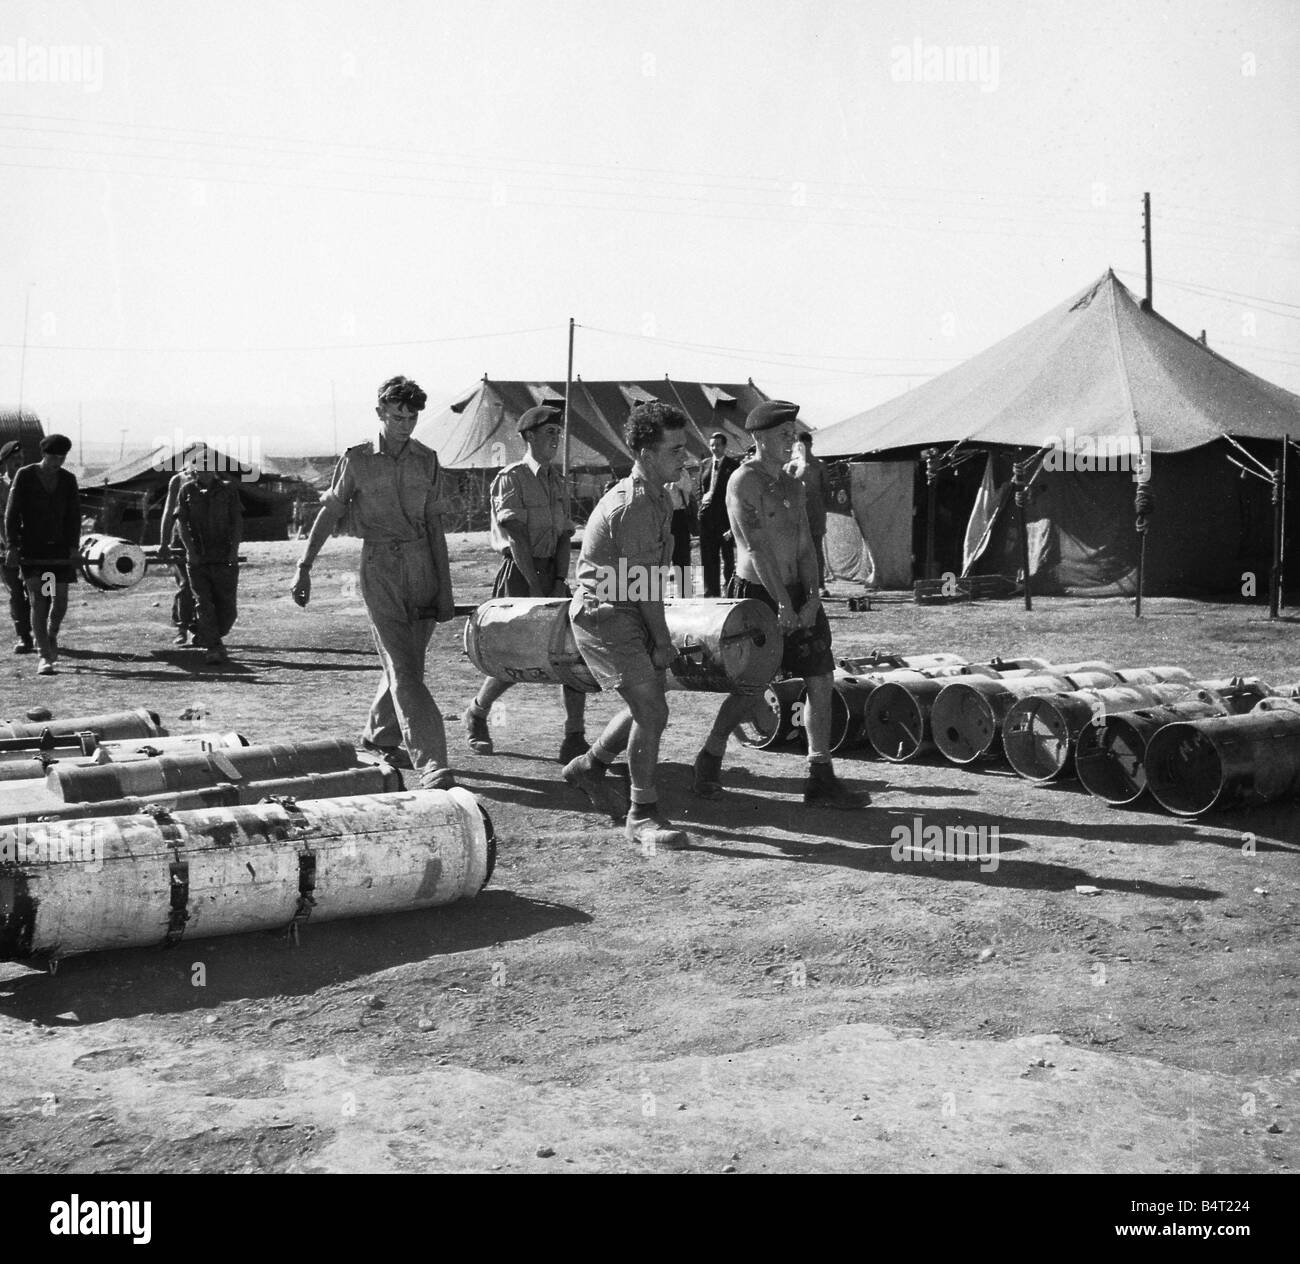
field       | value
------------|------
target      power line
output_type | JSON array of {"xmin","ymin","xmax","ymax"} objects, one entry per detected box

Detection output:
[
  {"xmin": 0, "ymin": 324, "xmax": 560, "ymax": 354},
  {"xmin": 1116, "ymin": 269, "xmax": 1300, "ymax": 319}
]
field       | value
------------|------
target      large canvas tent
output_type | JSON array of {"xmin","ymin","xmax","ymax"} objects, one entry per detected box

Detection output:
[
  {"xmin": 416, "ymin": 377, "xmax": 773, "ymax": 529},
  {"xmin": 417, "ymin": 377, "xmax": 773, "ymax": 470},
  {"xmin": 816, "ymin": 271, "xmax": 1300, "ymax": 596},
  {"xmin": 85, "ymin": 441, "xmax": 308, "ymax": 542}
]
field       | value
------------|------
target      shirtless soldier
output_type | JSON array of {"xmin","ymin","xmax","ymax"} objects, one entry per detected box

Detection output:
[
  {"xmin": 691, "ymin": 400, "xmax": 867, "ymax": 809},
  {"xmin": 562, "ymin": 401, "xmax": 693, "ymax": 850}
]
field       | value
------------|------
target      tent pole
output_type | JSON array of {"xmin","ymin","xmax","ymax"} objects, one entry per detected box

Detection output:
[
  {"xmin": 563, "ymin": 317, "xmax": 575, "ymax": 482},
  {"xmin": 1134, "ymin": 449, "xmax": 1152, "ymax": 619},
  {"xmin": 1013, "ymin": 455, "xmax": 1033, "ymax": 610},
  {"xmin": 922, "ymin": 449, "xmax": 938, "ymax": 579},
  {"xmin": 1270, "ymin": 441, "xmax": 1284, "ymax": 619},
  {"xmin": 1135, "ymin": 535, "xmax": 1146, "ymax": 618}
]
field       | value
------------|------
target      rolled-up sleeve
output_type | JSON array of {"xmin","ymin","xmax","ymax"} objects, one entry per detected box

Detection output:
[
  {"xmin": 491, "ymin": 468, "xmax": 525, "ymax": 527},
  {"xmin": 321, "ymin": 452, "xmax": 356, "ymax": 512}
]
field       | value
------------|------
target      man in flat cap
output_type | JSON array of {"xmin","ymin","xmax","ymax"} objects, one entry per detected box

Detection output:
[
  {"xmin": 0, "ymin": 439, "xmax": 33, "ymax": 654},
  {"xmin": 692, "ymin": 400, "xmax": 868, "ymax": 809},
  {"xmin": 462, "ymin": 404, "xmax": 589, "ymax": 763},
  {"xmin": 697, "ymin": 431, "xmax": 739, "ymax": 597},
  {"xmin": 3, "ymin": 434, "xmax": 81, "ymax": 675},
  {"xmin": 292, "ymin": 375, "xmax": 458, "ymax": 788},
  {"xmin": 562, "ymin": 401, "xmax": 694, "ymax": 851}
]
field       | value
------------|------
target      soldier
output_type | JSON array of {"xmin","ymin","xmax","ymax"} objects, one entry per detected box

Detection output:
[
  {"xmin": 3, "ymin": 433, "xmax": 80, "ymax": 676},
  {"xmin": 561, "ymin": 401, "xmax": 693, "ymax": 850},
  {"xmin": 291, "ymin": 375, "xmax": 456, "ymax": 790},
  {"xmin": 691, "ymin": 400, "xmax": 867, "ymax": 809},
  {"xmin": 462, "ymin": 404, "xmax": 589, "ymax": 764},
  {"xmin": 697, "ymin": 431, "xmax": 739, "ymax": 597},
  {"xmin": 0, "ymin": 440, "xmax": 33, "ymax": 654},
  {"xmin": 157, "ymin": 458, "xmax": 197, "ymax": 646},
  {"xmin": 175, "ymin": 459, "xmax": 242, "ymax": 665},
  {"xmin": 788, "ymin": 431, "xmax": 831, "ymax": 597}
]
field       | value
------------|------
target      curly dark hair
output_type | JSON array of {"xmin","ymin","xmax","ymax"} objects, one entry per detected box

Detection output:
[
  {"xmin": 626, "ymin": 401, "xmax": 689, "ymax": 452},
  {"xmin": 377, "ymin": 375, "xmax": 428, "ymax": 412}
]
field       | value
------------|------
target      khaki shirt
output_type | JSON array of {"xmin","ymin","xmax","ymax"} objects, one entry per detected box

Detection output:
[
  {"xmin": 324, "ymin": 435, "xmax": 451, "ymax": 542},
  {"xmin": 574, "ymin": 464, "xmax": 672, "ymax": 606},
  {"xmin": 489, "ymin": 455, "xmax": 572, "ymax": 558}
]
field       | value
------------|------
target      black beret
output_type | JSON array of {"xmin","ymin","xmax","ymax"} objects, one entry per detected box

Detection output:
[
  {"xmin": 518, "ymin": 405, "xmax": 561, "ymax": 435},
  {"xmin": 0, "ymin": 440, "xmax": 21, "ymax": 463},
  {"xmin": 40, "ymin": 434, "xmax": 73, "ymax": 456},
  {"xmin": 744, "ymin": 400, "xmax": 800, "ymax": 432}
]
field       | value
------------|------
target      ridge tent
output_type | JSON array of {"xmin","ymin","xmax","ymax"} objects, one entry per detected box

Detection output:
[
  {"xmin": 416, "ymin": 377, "xmax": 774, "ymax": 470},
  {"xmin": 816, "ymin": 271, "xmax": 1299, "ymax": 596},
  {"xmin": 415, "ymin": 377, "xmax": 774, "ymax": 529}
]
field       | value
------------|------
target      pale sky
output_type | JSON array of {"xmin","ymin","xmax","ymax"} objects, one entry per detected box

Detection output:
[{"xmin": 3, "ymin": 0, "xmax": 1297, "ymax": 460}]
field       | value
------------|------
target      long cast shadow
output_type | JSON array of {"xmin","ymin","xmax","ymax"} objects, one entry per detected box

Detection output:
[{"xmin": 0, "ymin": 890, "xmax": 588, "ymax": 1025}]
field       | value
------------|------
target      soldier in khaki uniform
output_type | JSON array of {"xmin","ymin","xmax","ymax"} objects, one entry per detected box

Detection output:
[
  {"xmin": 291, "ymin": 376, "xmax": 456, "ymax": 789},
  {"xmin": 462, "ymin": 404, "xmax": 589, "ymax": 763},
  {"xmin": 561, "ymin": 401, "xmax": 693, "ymax": 851},
  {"xmin": 157, "ymin": 459, "xmax": 197, "ymax": 646}
]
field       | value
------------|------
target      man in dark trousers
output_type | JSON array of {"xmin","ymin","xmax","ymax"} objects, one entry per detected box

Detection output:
[
  {"xmin": 696, "ymin": 430, "xmax": 739, "ymax": 597},
  {"xmin": 0, "ymin": 440, "xmax": 33, "ymax": 654},
  {"xmin": 691, "ymin": 400, "xmax": 867, "ymax": 810},
  {"xmin": 176, "ymin": 461, "xmax": 242, "ymax": 665},
  {"xmin": 3, "ymin": 434, "xmax": 81, "ymax": 675},
  {"xmin": 462, "ymin": 403, "xmax": 589, "ymax": 764}
]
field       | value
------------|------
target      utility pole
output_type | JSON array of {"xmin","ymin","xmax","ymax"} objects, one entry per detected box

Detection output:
[
  {"xmin": 78, "ymin": 402, "xmax": 83, "ymax": 466},
  {"xmin": 562, "ymin": 317, "xmax": 575, "ymax": 480},
  {"xmin": 1142, "ymin": 192, "xmax": 1153, "ymax": 311},
  {"xmin": 119, "ymin": 428, "xmax": 127, "ymax": 460}
]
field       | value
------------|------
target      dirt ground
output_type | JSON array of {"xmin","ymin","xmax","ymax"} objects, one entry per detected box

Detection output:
[{"xmin": 1, "ymin": 536, "xmax": 1297, "ymax": 1174}]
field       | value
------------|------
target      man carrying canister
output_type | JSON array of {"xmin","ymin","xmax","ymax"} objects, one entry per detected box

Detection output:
[
  {"xmin": 0, "ymin": 440, "xmax": 33, "ymax": 654},
  {"xmin": 562, "ymin": 401, "xmax": 693, "ymax": 850},
  {"xmin": 462, "ymin": 404, "xmax": 589, "ymax": 764},
  {"xmin": 691, "ymin": 400, "xmax": 867, "ymax": 809},
  {"xmin": 697, "ymin": 431, "xmax": 739, "ymax": 598},
  {"xmin": 157, "ymin": 457, "xmax": 198, "ymax": 645},
  {"xmin": 176, "ymin": 458, "xmax": 242, "ymax": 665},
  {"xmin": 291, "ymin": 375, "xmax": 457, "ymax": 789},
  {"xmin": 3, "ymin": 434, "xmax": 81, "ymax": 676}
]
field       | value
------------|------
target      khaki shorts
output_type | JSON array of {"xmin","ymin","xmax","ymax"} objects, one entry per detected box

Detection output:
[{"xmin": 570, "ymin": 597, "xmax": 660, "ymax": 691}]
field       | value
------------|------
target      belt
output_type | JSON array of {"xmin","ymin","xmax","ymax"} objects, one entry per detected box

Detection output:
[{"xmin": 365, "ymin": 536, "xmax": 426, "ymax": 549}]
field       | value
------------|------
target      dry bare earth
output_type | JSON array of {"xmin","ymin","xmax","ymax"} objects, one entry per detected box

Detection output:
[{"xmin": 0, "ymin": 538, "xmax": 1297, "ymax": 1174}]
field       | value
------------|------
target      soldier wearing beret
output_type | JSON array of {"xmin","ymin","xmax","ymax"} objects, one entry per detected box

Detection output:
[
  {"xmin": 462, "ymin": 404, "xmax": 589, "ymax": 763},
  {"xmin": 692, "ymin": 400, "xmax": 868, "ymax": 809},
  {"xmin": 3, "ymin": 433, "xmax": 80, "ymax": 675},
  {"xmin": 0, "ymin": 439, "xmax": 33, "ymax": 654},
  {"xmin": 292, "ymin": 375, "xmax": 457, "ymax": 788}
]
